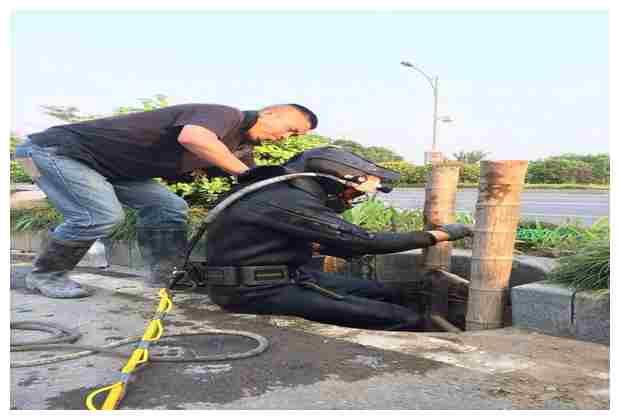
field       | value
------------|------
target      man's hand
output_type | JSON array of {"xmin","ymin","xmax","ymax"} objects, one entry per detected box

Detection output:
[
  {"xmin": 236, "ymin": 166, "xmax": 288, "ymax": 184},
  {"xmin": 435, "ymin": 224, "xmax": 474, "ymax": 241},
  {"xmin": 178, "ymin": 125, "xmax": 249, "ymax": 176}
]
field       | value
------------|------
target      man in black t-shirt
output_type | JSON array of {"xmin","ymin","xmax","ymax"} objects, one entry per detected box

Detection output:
[{"xmin": 16, "ymin": 103, "xmax": 318, "ymax": 298}]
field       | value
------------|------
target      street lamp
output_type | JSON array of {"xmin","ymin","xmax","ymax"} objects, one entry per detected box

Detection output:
[{"xmin": 400, "ymin": 60, "xmax": 451, "ymax": 164}]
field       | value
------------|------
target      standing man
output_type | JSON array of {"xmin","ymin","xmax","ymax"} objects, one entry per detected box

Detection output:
[{"xmin": 15, "ymin": 103, "xmax": 318, "ymax": 298}]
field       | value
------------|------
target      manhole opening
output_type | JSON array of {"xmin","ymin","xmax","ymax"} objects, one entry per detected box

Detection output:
[{"xmin": 387, "ymin": 279, "xmax": 513, "ymax": 332}]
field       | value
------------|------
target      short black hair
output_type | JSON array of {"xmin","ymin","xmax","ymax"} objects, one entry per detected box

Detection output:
[{"xmin": 289, "ymin": 104, "xmax": 318, "ymax": 129}]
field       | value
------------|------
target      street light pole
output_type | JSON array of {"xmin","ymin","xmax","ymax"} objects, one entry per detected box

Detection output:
[
  {"xmin": 400, "ymin": 61, "xmax": 447, "ymax": 164},
  {"xmin": 432, "ymin": 75, "xmax": 439, "ymax": 151}
]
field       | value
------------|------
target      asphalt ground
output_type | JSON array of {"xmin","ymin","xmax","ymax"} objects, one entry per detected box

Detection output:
[{"xmin": 378, "ymin": 188, "xmax": 609, "ymax": 226}]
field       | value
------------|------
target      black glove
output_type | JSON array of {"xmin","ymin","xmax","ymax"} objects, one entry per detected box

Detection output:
[
  {"xmin": 236, "ymin": 165, "xmax": 288, "ymax": 184},
  {"xmin": 436, "ymin": 224, "xmax": 474, "ymax": 241}
]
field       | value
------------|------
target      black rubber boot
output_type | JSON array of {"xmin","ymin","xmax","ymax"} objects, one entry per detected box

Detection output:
[
  {"xmin": 25, "ymin": 236, "xmax": 94, "ymax": 298},
  {"xmin": 137, "ymin": 227, "xmax": 188, "ymax": 288}
]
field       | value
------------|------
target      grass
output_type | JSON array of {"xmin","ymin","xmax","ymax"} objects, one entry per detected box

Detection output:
[
  {"xmin": 547, "ymin": 237, "xmax": 610, "ymax": 291},
  {"xmin": 515, "ymin": 217, "xmax": 609, "ymax": 256}
]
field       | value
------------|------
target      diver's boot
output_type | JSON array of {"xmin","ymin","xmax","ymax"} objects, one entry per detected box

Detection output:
[
  {"xmin": 137, "ymin": 227, "xmax": 188, "ymax": 289},
  {"xmin": 25, "ymin": 236, "xmax": 94, "ymax": 298}
]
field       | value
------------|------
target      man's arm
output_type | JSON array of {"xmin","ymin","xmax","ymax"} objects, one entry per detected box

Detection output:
[
  {"xmin": 178, "ymin": 125, "xmax": 249, "ymax": 176},
  {"xmin": 240, "ymin": 198, "xmax": 448, "ymax": 257},
  {"xmin": 315, "ymin": 230, "xmax": 450, "ymax": 258}
]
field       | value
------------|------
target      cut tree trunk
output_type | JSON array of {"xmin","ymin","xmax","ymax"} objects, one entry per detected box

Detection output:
[{"xmin": 466, "ymin": 160, "xmax": 529, "ymax": 330}]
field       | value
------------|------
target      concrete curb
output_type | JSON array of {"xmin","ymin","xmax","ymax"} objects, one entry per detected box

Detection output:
[
  {"xmin": 574, "ymin": 290, "xmax": 610, "ymax": 345},
  {"xmin": 511, "ymin": 282, "xmax": 609, "ymax": 345},
  {"xmin": 10, "ymin": 231, "xmax": 207, "ymax": 273}
]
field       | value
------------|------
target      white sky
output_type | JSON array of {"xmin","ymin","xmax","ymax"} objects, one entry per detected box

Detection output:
[{"xmin": 10, "ymin": 6, "xmax": 609, "ymax": 163}]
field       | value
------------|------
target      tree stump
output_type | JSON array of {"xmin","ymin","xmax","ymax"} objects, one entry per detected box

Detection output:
[{"xmin": 466, "ymin": 160, "xmax": 529, "ymax": 330}]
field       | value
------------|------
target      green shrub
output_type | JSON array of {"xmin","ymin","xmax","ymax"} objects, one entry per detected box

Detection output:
[
  {"xmin": 342, "ymin": 195, "xmax": 473, "ymax": 235},
  {"xmin": 409, "ymin": 164, "xmax": 433, "ymax": 184},
  {"xmin": 11, "ymin": 160, "xmax": 32, "ymax": 183},
  {"xmin": 459, "ymin": 164, "xmax": 480, "ymax": 184},
  {"xmin": 378, "ymin": 161, "xmax": 417, "ymax": 186},
  {"xmin": 11, "ymin": 205, "xmax": 213, "ymax": 242},
  {"xmin": 381, "ymin": 162, "xmax": 479, "ymax": 186},
  {"xmin": 253, "ymin": 134, "xmax": 329, "ymax": 165},
  {"xmin": 553, "ymin": 153, "xmax": 610, "ymax": 184},
  {"xmin": 547, "ymin": 237, "xmax": 610, "ymax": 290},
  {"xmin": 11, "ymin": 193, "xmax": 609, "ymax": 263},
  {"xmin": 161, "ymin": 175, "xmax": 233, "ymax": 208},
  {"xmin": 378, "ymin": 161, "xmax": 433, "ymax": 185},
  {"xmin": 343, "ymin": 196, "xmax": 410, "ymax": 232},
  {"xmin": 526, "ymin": 155, "xmax": 609, "ymax": 185},
  {"xmin": 11, "ymin": 206, "xmax": 63, "ymax": 232}
]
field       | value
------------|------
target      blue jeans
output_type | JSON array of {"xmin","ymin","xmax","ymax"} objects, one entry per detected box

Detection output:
[{"xmin": 15, "ymin": 138, "xmax": 188, "ymax": 242}]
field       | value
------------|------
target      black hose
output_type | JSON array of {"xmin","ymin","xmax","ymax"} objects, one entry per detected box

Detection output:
[
  {"xmin": 11, "ymin": 322, "xmax": 269, "ymax": 368},
  {"xmin": 10, "ymin": 321, "xmax": 82, "ymax": 347}
]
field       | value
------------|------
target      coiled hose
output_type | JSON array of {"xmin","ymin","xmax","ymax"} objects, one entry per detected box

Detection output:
[{"xmin": 11, "ymin": 321, "xmax": 269, "ymax": 368}]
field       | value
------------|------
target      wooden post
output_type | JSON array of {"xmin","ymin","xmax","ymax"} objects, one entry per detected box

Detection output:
[
  {"xmin": 466, "ymin": 160, "xmax": 529, "ymax": 330},
  {"xmin": 422, "ymin": 162, "xmax": 461, "ymax": 271},
  {"xmin": 422, "ymin": 162, "xmax": 461, "ymax": 329}
]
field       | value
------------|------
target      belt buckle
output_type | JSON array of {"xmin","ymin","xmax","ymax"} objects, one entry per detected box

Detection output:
[{"xmin": 240, "ymin": 266, "xmax": 289, "ymax": 286}]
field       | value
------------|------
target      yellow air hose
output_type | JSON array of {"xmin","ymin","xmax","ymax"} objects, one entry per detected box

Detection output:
[{"xmin": 86, "ymin": 288, "xmax": 172, "ymax": 410}]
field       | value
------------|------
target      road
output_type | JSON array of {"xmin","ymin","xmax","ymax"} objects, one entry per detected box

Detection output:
[
  {"xmin": 377, "ymin": 188, "xmax": 609, "ymax": 226},
  {"xmin": 12, "ymin": 183, "xmax": 609, "ymax": 227}
]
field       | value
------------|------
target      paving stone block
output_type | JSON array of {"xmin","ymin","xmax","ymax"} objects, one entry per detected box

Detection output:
[
  {"xmin": 575, "ymin": 290, "xmax": 610, "ymax": 345},
  {"xmin": 511, "ymin": 281, "xmax": 576, "ymax": 337}
]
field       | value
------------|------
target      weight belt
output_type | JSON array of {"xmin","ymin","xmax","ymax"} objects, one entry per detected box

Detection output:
[{"xmin": 205, "ymin": 265, "xmax": 293, "ymax": 286}]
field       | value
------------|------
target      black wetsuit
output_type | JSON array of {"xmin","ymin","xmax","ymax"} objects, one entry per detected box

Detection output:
[{"xmin": 204, "ymin": 178, "xmax": 438, "ymax": 331}]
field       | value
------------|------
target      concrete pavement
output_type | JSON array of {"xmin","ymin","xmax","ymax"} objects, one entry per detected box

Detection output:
[{"xmin": 10, "ymin": 262, "xmax": 610, "ymax": 410}]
